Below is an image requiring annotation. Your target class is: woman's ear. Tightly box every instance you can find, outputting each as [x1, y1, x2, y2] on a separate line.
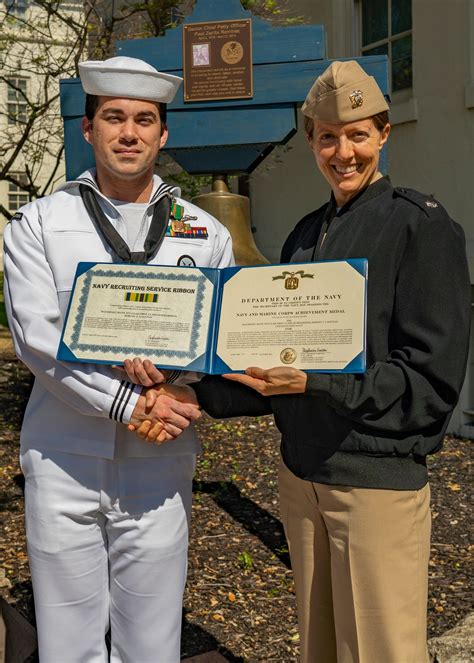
[379, 123, 391, 150]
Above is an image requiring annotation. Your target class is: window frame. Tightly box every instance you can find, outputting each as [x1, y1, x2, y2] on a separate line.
[355, 0, 413, 98]
[8, 173, 29, 213]
[6, 76, 29, 125]
[5, 0, 29, 16]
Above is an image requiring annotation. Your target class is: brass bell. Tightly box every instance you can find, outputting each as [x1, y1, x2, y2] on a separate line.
[192, 175, 269, 266]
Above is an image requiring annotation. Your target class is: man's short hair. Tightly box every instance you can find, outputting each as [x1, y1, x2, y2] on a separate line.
[85, 93, 167, 129]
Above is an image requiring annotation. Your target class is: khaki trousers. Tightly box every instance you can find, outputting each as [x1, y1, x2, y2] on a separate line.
[278, 459, 431, 663]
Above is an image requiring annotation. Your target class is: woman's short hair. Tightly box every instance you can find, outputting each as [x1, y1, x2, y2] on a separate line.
[304, 110, 389, 141]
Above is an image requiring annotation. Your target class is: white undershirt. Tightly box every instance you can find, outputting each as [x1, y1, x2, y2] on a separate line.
[109, 199, 149, 250]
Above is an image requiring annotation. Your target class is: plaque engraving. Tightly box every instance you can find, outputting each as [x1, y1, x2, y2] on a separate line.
[183, 19, 253, 102]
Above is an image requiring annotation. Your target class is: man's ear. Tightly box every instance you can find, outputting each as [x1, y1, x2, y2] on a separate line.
[82, 116, 93, 145]
[159, 125, 169, 149]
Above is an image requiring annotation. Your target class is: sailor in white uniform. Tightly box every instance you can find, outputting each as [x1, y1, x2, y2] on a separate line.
[3, 56, 234, 662]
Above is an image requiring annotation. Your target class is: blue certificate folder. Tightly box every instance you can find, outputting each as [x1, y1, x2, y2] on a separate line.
[57, 259, 368, 374]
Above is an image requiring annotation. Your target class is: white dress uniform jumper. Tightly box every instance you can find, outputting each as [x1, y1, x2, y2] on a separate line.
[4, 169, 234, 662]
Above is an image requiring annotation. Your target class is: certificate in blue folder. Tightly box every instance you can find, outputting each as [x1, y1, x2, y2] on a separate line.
[57, 259, 367, 374]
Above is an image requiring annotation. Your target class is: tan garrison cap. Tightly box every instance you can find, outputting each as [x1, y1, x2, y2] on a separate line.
[301, 60, 389, 123]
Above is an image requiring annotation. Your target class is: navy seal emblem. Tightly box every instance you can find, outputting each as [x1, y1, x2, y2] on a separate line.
[177, 254, 196, 267]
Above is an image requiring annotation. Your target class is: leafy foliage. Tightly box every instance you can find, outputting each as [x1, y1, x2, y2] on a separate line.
[0, 0, 300, 220]
[241, 0, 303, 24]
[0, 0, 184, 220]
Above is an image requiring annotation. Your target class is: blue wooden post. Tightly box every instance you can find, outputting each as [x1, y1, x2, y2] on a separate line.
[60, 0, 389, 178]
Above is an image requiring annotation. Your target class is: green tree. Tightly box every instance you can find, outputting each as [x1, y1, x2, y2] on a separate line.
[0, 0, 171, 219]
[0, 0, 298, 220]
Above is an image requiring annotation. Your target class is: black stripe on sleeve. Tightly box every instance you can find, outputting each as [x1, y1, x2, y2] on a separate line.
[109, 380, 136, 422]
[166, 370, 181, 384]
[118, 382, 136, 423]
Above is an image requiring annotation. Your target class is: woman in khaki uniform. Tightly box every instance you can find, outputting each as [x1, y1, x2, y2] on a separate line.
[128, 61, 471, 663]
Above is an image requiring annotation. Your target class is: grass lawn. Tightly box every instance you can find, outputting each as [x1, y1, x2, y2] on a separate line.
[0, 272, 8, 327]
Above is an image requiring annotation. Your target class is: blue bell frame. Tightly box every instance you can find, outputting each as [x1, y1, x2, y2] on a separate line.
[60, 0, 389, 179]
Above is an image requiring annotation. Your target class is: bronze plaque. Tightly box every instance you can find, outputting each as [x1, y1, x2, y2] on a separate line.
[183, 19, 253, 102]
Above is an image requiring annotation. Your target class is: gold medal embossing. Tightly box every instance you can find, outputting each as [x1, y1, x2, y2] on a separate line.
[280, 348, 297, 365]
[221, 41, 244, 65]
[172, 220, 185, 232]
[272, 270, 314, 290]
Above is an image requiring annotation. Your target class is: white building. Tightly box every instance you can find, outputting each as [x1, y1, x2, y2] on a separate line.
[248, 0, 474, 437]
[0, 0, 84, 267]
[1, 0, 472, 434]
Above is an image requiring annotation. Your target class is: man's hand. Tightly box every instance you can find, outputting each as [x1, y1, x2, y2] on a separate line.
[129, 384, 201, 444]
[123, 358, 168, 387]
[223, 366, 307, 396]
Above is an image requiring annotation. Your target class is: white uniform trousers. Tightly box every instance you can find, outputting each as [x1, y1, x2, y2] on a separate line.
[20, 448, 196, 663]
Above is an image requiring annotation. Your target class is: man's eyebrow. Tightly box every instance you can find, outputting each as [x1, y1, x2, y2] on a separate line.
[135, 110, 159, 119]
[100, 108, 158, 120]
[101, 107, 126, 115]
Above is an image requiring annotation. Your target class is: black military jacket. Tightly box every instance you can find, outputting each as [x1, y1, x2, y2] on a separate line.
[194, 178, 471, 490]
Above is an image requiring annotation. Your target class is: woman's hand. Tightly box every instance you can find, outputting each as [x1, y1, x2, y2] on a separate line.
[129, 384, 201, 443]
[123, 358, 167, 387]
[223, 366, 307, 396]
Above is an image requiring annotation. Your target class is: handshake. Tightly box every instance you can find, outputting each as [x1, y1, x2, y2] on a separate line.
[124, 357, 307, 446]
[126, 359, 202, 445]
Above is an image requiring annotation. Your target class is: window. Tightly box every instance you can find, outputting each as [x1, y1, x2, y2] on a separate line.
[360, 0, 412, 93]
[7, 77, 28, 124]
[5, 0, 28, 16]
[8, 174, 29, 213]
[60, 1, 84, 9]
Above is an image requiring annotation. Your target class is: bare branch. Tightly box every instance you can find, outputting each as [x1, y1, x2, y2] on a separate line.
[0, 202, 12, 221]
[39, 143, 65, 197]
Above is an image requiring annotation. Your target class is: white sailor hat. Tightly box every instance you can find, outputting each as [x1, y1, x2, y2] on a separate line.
[78, 56, 183, 104]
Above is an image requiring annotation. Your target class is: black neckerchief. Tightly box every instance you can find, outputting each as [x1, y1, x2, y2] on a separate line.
[311, 176, 392, 261]
[79, 184, 171, 264]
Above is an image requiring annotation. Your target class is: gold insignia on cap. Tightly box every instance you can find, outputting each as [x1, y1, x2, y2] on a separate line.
[349, 89, 364, 109]
[425, 200, 438, 208]
[301, 61, 389, 123]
